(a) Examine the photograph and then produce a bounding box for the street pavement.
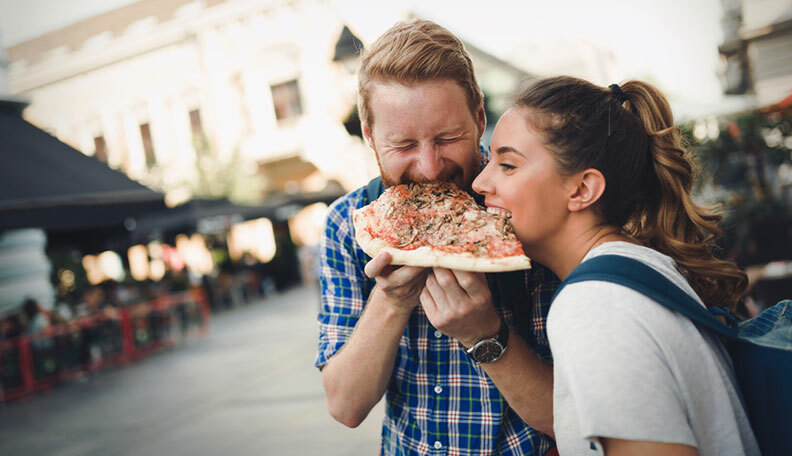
[0,284,385,456]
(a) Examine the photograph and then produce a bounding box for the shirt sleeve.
[315,193,374,369]
[548,282,697,447]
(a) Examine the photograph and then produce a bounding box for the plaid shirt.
[316,174,559,456]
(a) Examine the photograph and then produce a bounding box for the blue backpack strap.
[366,176,384,203]
[554,254,738,340]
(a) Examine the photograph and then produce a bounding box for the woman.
[420,76,760,455]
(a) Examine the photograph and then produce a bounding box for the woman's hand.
[420,268,500,348]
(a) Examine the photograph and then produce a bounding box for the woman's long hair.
[514,76,747,311]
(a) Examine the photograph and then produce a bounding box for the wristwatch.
[463,318,509,364]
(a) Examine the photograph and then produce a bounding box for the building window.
[189,109,203,136]
[722,51,751,95]
[271,79,303,121]
[139,123,156,165]
[189,109,209,153]
[93,135,107,163]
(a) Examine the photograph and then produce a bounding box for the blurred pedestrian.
[21,298,50,335]
[51,300,75,325]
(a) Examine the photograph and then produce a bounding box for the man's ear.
[362,122,374,150]
[476,103,486,139]
[568,168,606,212]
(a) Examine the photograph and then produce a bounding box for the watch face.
[472,341,504,363]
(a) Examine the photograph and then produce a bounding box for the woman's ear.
[567,168,606,212]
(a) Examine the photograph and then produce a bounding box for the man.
[315,19,559,455]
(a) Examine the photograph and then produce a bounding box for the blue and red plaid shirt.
[316,160,559,455]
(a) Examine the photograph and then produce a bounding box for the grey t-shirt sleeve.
[549,282,698,448]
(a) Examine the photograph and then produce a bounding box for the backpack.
[554,254,792,456]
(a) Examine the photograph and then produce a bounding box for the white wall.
[742,0,792,31]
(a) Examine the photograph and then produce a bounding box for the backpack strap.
[554,254,738,340]
[366,176,384,203]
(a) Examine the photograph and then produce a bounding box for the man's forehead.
[368,79,466,101]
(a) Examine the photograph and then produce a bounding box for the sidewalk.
[0,285,384,456]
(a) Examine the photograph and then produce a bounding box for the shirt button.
[434,330,443,338]
[434,441,443,449]
[434,385,443,394]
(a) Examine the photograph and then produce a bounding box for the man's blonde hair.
[357,19,483,130]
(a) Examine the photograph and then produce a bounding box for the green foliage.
[192,134,264,204]
[143,135,264,205]
[693,110,792,266]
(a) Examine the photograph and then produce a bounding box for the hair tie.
[609,83,627,103]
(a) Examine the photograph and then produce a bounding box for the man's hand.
[323,251,427,428]
[365,252,429,313]
[420,268,500,348]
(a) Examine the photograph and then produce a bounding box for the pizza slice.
[352,181,531,272]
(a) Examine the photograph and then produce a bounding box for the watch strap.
[464,317,509,363]
[497,317,509,347]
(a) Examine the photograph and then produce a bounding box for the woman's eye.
[499,163,516,171]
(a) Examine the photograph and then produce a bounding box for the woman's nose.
[472,162,493,195]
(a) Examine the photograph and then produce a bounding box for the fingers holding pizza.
[365,251,430,313]
[420,268,500,348]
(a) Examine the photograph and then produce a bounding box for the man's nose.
[416,144,444,180]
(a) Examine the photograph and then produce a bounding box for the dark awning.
[131,185,345,240]
[132,197,275,237]
[0,99,167,232]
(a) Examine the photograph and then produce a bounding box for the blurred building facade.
[710,0,792,308]
[6,0,533,208]
[6,0,377,206]
[719,0,792,105]
[506,37,619,88]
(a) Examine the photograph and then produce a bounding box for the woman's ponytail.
[620,81,748,311]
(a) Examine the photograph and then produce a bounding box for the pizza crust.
[355,219,531,272]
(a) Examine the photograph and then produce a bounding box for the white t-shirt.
[547,242,759,456]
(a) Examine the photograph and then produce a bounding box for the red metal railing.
[0,289,209,402]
